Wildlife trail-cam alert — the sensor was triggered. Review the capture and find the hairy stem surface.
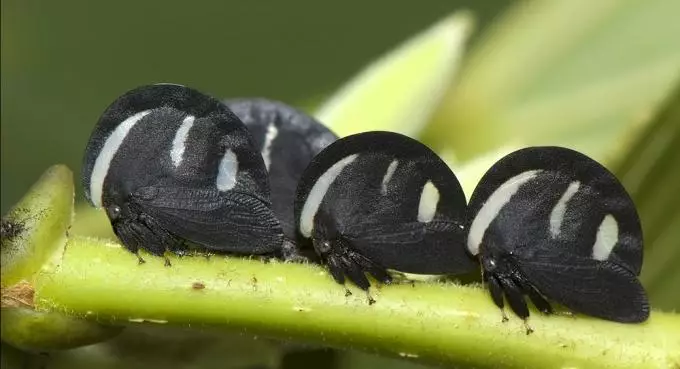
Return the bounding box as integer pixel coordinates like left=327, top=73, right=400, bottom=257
left=34, top=236, right=680, bottom=369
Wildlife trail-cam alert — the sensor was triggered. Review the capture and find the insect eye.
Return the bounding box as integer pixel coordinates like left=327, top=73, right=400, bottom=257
left=107, top=205, right=122, bottom=221
left=314, top=239, right=332, bottom=254
left=482, top=257, right=498, bottom=272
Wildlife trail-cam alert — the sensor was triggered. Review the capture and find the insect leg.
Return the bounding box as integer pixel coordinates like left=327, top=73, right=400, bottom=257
left=336, top=254, right=379, bottom=305
left=339, top=255, right=371, bottom=291
left=325, top=254, right=346, bottom=285
left=135, top=214, right=175, bottom=265
left=497, top=275, right=533, bottom=334
left=497, top=276, right=529, bottom=319
left=347, top=250, right=392, bottom=285
left=486, top=274, right=508, bottom=322
left=112, top=222, right=146, bottom=264
left=319, top=246, right=355, bottom=297
left=129, top=221, right=168, bottom=260
left=366, top=292, right=376, bottom=305
left=511, top=271, right=552, bottom=314
left=526, top=287, right=552, bottom=315
left=169, top=240, right=189, bottom=257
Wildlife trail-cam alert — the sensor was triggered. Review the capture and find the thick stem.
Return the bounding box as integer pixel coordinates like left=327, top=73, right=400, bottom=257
left=1, top=165, right=123, bottom=351
left=1, top=165, right=73, bottom=287
left=34, top=236, right=680, bottom=369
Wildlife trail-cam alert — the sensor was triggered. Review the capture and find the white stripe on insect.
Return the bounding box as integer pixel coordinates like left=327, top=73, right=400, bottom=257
left=216, top=149, right=239, bottom=191
left=89, top=110, right=152, bottom=207
left=417, top=181, right=440, bottom=223
left=154, top=83, right=186, bottom=87
left=170, top=115, right=195, bottom=167
left=549, top=181, right=580, bottom=238
left=261, top=122, right=279, bottom=171
left=467, top=170, right=541, bottom=255
left=592, top=214, right=619, bottom=260
left=381, top=160, right=399, bottom=195
left=299, top=154, right=359, bottom=238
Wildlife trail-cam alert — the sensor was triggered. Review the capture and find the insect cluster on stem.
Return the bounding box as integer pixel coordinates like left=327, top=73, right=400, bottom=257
left=82, top=84, right=649, bottom=332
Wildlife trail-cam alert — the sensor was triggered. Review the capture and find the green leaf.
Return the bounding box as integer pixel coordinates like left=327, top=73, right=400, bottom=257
left=443, top=144, right=522, bottom=200
left=423, top=0, right=680, bottom=165
left=316, top=12, right=474, bottom=138
left=614, top=83, right=680, bottom=310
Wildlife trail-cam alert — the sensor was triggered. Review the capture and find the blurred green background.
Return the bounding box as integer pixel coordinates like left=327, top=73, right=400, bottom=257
left=1, top=0, right=509, bottom=213
left=3, top=0, right=680, bottom=368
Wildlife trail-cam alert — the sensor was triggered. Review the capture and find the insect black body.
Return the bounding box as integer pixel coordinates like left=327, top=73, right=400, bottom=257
left=294, top=131, right=476, bottom=294
left=224, top=98, right=337, bottom=241
left=81, top=84, right=284, bottom=263
left=467, top=146, right=649, bottom=326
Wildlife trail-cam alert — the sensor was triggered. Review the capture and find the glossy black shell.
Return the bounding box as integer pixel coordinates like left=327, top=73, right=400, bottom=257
left=82, top=84, right=283, bottom=258
left=467, top=146, right=648, bottom=323
left=294, top=131, right=476, bottom=282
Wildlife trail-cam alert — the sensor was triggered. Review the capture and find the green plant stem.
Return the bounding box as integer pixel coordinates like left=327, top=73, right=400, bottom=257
left=34, top=236, right=680, bottom=369
left=1, top=165, right=123, bottom=351
left=1, top=165, right=73, bottom=287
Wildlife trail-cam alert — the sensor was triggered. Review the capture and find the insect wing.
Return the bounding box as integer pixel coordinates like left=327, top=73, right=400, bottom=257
left=131, top=185, right=283, bottom=254
left=344, top=219, right=471, bottom=273
left=516, top=249, right=649, bottom=322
